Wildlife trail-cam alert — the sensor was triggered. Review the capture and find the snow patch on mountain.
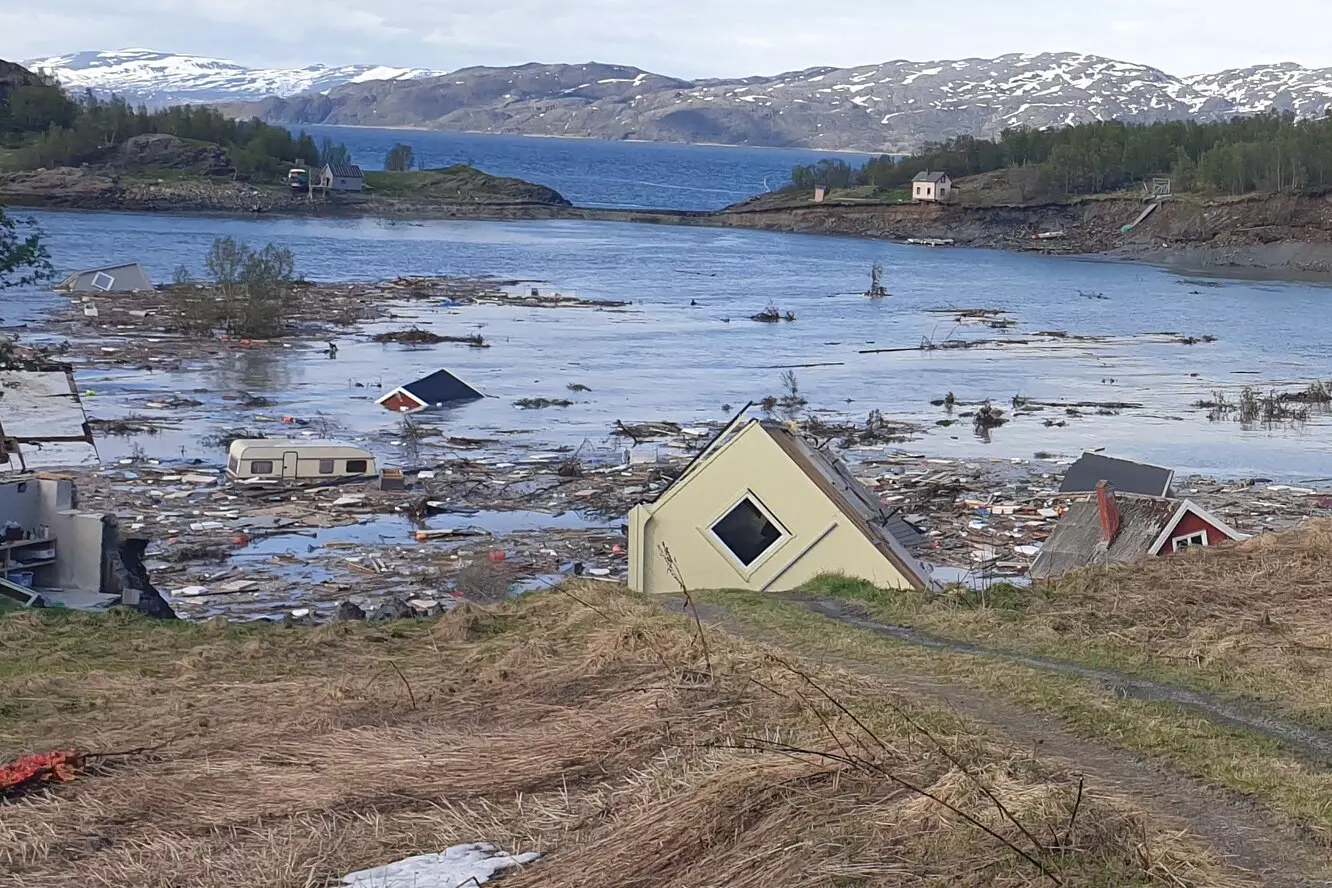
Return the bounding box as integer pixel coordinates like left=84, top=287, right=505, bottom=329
left=22, top=49, right=443, bottom=106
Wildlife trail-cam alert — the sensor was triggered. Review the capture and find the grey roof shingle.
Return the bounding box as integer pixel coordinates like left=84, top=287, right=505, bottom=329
left=1060, top=452, right=1174, bottom=497
left=912, top=171, right=950, bottom=183
left=1029, top=494, right=1179, bottom=580
left=325, top=163, right=363, bottom=178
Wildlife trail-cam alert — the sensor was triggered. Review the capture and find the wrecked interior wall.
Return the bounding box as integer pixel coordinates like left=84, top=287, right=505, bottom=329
left=46, top=510, right=109, bottom=593
left=0, top=479, right=42, bottom=529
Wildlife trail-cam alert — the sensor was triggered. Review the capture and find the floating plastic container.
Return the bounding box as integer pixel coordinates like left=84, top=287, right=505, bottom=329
left=8, top=571, right=34, bottom=589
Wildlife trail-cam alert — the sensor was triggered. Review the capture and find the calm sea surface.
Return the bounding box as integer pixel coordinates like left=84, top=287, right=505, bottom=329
left=5, top=134, right=1332, bottom=481
left=302, top=125, right=869, bottom=210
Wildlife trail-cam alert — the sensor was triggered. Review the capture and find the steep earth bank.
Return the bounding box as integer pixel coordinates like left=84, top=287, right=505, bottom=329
left=716, top=192, right=1332, bottom=274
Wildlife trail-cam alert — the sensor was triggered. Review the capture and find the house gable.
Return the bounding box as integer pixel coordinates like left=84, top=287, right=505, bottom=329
left=630, top=420, right=929, bottom=594
left=1147, top=500, right=1246, bottom=555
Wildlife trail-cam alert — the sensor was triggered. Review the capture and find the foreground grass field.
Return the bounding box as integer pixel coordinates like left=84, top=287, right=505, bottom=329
left=1, top=587, right=1260, bottom=888
left=789, top=521, right=1332, bottom=730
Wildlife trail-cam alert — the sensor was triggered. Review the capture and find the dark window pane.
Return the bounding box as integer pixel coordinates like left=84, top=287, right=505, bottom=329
left=251, top=460, right=273, bottom=474
left=318, top=459, right=335, bottom=474
left=346, top=459, right=368, bottom=474
left=712, top=498, right=782, bottom=566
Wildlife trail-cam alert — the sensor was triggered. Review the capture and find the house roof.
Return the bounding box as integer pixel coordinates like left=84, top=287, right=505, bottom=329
left=758, top=421, right=934, bottom=589
left=58, top=262, right=153, bottom=290
left=912, top=171, right=950, bottom=183
left=0, top=369, right=99, bottom=473
left=1059, top=452, right=1174, bottom=498
left=378, top=369, right=483, bottom=409
left=325, top=163, right=363, bottom=178
left=1030, top=493, right=1179, bottom=580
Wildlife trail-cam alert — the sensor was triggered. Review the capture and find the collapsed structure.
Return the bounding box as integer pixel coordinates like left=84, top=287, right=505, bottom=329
left=629, top=415, right=936, bottom=595
left=1030, top=481, right=1245, bottom=580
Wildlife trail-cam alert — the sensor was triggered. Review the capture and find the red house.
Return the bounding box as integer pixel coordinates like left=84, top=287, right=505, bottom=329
left=376, top=369, right=484, bottom=414
left=1030, top=481, right=1246, bottom=580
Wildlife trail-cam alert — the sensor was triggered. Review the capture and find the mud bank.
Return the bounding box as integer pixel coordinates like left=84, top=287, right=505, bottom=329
left=714, top=192, right=1332, bottom=275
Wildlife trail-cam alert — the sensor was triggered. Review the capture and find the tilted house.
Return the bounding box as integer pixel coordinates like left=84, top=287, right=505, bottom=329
left=1030, top=481, right=1245, bottom=580
left=377, top=369, right=484, bottom=414
left=911, top=171, right=952, bottom=202
left=629, top=417, right=936, bottom=595
left=58, top=263, right=154, bottom=293
left=321, top=163, right=365, bottom=192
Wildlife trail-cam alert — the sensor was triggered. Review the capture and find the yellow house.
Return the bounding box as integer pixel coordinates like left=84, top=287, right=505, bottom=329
left=629, top=417, right=935, bottom=594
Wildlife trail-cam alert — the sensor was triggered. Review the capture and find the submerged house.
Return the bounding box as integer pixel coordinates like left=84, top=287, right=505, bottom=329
left=1060, top=451, right=1174, bottom=498
left=58, top=263, right=154, bottom=293
left=1030, top=482, right=1245, bottom=580
left=629, top=416, right=936, bottom=595
left=377, top=369, right=484, bottom=414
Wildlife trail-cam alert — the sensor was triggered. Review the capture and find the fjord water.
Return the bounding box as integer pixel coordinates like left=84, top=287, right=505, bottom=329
left=14, top=204, right=1332, bottom=481
left=304, top=124, right=871, bottom=209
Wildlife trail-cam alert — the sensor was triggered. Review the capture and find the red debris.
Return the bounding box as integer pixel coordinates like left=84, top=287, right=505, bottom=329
left=0, top=749, right=82, bottom=799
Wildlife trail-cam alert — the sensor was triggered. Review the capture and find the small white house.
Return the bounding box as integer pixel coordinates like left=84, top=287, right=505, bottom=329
left=911, top=172, right=952, bottom=202
left=226, top=440, right=377, bottom=482
left=321, top=163, right=365, bottom=192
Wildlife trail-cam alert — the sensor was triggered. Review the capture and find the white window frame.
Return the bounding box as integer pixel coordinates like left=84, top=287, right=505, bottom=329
left=1171, top=530, right=1208, bottom=552
left=91, top=271, right=116, bottom=291
left=703, top=491, right=791, bottom=576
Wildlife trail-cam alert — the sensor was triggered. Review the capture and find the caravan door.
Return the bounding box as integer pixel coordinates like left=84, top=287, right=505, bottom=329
left=281, top=451, right=300, bottom=481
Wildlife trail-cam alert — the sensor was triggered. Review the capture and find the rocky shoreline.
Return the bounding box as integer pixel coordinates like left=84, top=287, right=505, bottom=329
left=7, top=167, right=1332, bottom=274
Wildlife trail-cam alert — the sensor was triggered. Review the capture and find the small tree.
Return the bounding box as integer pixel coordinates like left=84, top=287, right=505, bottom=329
left=385, top=143, right=415, bottom=172
left=0, top=209, right=53, bottom=290
left=319, top=137, right=350, bottom=167
left=184, top=237, right=295, bottom=338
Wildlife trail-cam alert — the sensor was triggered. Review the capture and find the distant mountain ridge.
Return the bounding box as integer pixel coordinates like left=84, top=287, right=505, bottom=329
left=27, top=49, right=1332, bottom=151
left=22, top=49, right=441, bottom=106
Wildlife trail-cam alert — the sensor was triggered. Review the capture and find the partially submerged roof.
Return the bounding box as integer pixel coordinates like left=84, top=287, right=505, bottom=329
left=378, top=369, right=484, bottom=411
left=58, top=262, right=154, bottom=292
left=0, top=369, right=99, bottom=472
left=912, top=171, right=950, bottom=183
left=1029, top=493, right=1243, bottom=580
left=1059, top=452, right=1174, bottom=498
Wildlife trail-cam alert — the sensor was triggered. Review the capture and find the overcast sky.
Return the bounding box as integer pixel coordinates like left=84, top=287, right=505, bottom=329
left=7, top=0, right=1332, bottom=77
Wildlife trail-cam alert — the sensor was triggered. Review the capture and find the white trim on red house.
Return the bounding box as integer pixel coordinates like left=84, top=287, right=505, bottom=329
left=1147, top=499, right=1248, bottom=556
left=375, top=387, right=429, bottom=413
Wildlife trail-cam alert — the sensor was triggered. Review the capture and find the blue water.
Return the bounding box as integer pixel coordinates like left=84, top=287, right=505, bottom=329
left=302, top=125, right=869, bottom=210
left=12, top=205, right=1332, bottom=481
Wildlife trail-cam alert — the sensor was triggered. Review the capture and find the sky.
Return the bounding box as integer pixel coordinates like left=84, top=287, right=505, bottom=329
left=7, top=0, right=1332, bottom=77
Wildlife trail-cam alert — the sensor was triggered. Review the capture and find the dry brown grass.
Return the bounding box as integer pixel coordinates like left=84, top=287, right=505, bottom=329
left=0, top=587, right=1256, bottom=887
left=803, top=521, right=1332, bottom=724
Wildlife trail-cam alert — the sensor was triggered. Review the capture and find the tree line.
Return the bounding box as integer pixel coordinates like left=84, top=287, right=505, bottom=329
left=789, top=112, right=1332, bottom=198
left=1, top=75, right=349, bottom=183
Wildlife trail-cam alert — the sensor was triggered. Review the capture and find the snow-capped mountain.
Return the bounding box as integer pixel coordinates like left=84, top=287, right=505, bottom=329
left=24, top=49, right=1332, bottom=151
left=1185, top=63, right=1332, bottom=116
left=226, top=52, right=1249, bottom=151
left=22, top=49, right=443, bottom=106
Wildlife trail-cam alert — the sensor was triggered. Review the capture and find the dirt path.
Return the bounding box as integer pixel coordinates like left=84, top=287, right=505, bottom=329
left=667, top=597, right=1332, bottom=887
left=784, top=595, right=1332, bottom=763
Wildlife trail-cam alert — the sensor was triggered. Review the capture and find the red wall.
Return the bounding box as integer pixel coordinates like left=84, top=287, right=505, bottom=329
left=1157, top=510, right=1233, bottom=555
left=380, top=392, right=420, bottom=413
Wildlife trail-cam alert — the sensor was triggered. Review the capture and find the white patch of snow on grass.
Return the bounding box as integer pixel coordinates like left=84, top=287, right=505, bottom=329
left=342, top=843, right=541, bottom=888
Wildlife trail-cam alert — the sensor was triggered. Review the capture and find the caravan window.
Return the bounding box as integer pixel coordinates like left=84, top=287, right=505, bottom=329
left=346, top=459, right=368, bottom=474
left=318, top=459, right=335, bottom=474
left=250, top=460, right=274, bottom=474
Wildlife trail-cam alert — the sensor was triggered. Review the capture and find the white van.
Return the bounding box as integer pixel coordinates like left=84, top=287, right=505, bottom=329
left=226, top=440, right=378, bottom=482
